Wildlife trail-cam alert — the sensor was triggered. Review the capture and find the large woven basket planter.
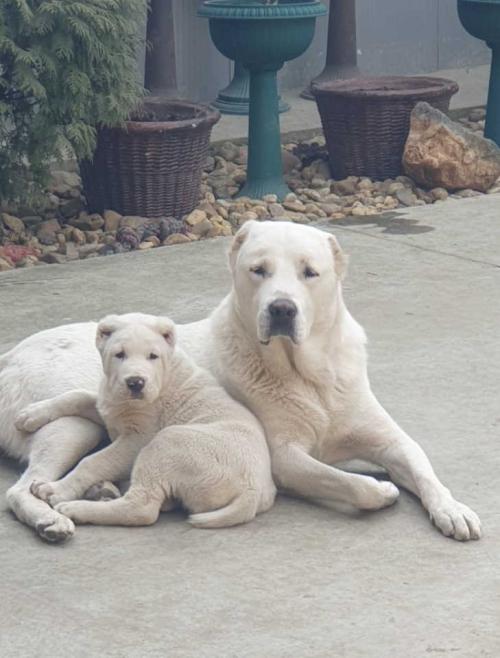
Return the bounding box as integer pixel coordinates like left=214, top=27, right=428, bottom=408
left=80, top=98, right=220, bottom=218
left=312, top=76, right=459, bottom=180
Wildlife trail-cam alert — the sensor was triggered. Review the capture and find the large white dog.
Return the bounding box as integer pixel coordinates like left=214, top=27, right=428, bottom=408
left=0, top=221, right=481, bottom=542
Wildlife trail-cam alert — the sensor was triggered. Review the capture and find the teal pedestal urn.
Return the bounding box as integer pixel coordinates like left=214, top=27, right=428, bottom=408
left=213, top=61, right=290, bottom=115
left=458, top=0, right=500, bottom=145
left=199, top=1, right=327, bottom=200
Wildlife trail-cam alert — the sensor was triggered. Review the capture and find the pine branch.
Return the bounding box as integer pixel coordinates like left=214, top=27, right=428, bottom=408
left=0, top=0, right=148, bottom=201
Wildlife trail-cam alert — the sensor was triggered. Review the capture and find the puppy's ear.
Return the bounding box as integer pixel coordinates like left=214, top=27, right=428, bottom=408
left=96, top=315, right=121, bottom=351
left=228, top=220, right=257, bottom=271
left=328, top=234, right=349, bottom=280
left=155, top=317, right=176, bottom=348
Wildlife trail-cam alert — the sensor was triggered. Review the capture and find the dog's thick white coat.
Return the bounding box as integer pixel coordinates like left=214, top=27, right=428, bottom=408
left=25, top=313, right=275, bottom=529
left=0, top=221, right=481, bottom=541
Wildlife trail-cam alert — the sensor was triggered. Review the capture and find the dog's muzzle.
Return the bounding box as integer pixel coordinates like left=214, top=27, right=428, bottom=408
left=267, top=298, right=298, bottom=341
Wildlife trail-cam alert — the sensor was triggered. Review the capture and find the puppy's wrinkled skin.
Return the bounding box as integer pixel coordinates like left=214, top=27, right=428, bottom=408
left=25, top=313, right=275, bottom=530
left=0, top=221, right=481, bottom=541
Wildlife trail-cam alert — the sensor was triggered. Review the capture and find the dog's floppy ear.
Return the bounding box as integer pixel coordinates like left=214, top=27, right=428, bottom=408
left=155, top=317, right=176, bottom=348
left=96, top=315, right=122, bottom=351
left=328, top=234, right=349, bottom=280
left=228, top=220, right=257, bottom=271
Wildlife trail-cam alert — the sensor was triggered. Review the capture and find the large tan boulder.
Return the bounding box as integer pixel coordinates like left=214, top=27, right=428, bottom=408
left=403, top=102, right=500, bottom=192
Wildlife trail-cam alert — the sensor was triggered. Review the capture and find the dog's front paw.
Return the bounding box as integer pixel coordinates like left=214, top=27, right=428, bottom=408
left=54, top=501, right=91, bottom=525
left=15, top=402, right=53, bottom=433
left=36, top=513, right=75, bottom=543
left=31, top=479, right=54, bottom=502
left=356, top=478, right=400, bottom=511
left=30, top=480, right=73, bottom=506
left=429, top=498, right=481, bottom=541
left=375, top=481, right=400, bottom=508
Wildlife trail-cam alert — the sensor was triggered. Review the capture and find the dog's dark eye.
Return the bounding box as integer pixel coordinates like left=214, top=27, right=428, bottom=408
left=149, top=353, right=159, bottom=360
left=115, top=351, right=126, bottom=359
left=304, top=266, right=319, bottom=279
left=250, top=265, right=267, bottom=277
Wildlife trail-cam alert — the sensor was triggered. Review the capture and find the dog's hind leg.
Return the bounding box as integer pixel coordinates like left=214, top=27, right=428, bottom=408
left=6, top=416, right=106, bottom=543
left=55, top=485, right=164, bottom=527
left=54, top=435, right=173, bottom=526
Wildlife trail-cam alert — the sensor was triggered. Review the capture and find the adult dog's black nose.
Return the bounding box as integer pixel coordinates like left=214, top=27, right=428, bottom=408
left=126, top=376, right=145, bottom=393
left=269, top=299, right=298, bottom=321
left=268, top=299, right=298, bottom=340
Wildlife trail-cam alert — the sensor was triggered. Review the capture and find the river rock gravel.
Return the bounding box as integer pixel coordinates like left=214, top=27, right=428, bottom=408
left=0, top=110, right=497, bottom=271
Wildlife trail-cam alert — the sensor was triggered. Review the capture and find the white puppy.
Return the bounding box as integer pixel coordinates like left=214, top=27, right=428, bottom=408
left=20, top=313, right=275, bottom=529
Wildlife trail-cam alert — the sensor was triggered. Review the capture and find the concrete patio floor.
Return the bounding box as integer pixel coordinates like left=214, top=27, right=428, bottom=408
left=0, top=195, right=499, bottom=657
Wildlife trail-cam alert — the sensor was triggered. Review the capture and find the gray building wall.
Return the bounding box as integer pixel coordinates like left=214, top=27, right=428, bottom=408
left=356, top=0, right=489, bottom=75
left=149, top=0, right=489, bottom=103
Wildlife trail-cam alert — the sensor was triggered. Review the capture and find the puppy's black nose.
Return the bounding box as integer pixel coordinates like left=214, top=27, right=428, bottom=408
left=269, top=298, right=298, bottom=321
left=126, top=376, right=145, bottom=393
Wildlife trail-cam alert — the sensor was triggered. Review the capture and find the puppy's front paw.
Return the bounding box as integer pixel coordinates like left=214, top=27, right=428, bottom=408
left=429, top=498, right=481, bottom=541
left=31, top=480, right=54, bottom=502
left=30, top=480, right=73, bottom=506
left=15, top=402, right=53, bottom=433
left=55, top=501, right=91, bottom=525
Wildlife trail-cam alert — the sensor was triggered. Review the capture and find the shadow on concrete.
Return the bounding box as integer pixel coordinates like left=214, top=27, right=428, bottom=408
left=336, top=211, right=435, bottom=235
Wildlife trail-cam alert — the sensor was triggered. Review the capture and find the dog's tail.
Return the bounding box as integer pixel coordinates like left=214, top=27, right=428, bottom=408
left=188, top=489, right=259, bottom=529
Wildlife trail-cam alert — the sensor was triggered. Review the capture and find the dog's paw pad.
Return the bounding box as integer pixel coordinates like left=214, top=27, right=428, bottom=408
left=36, top=515, right=75, bottom=543
left=85, top=481, right=121, bottom=501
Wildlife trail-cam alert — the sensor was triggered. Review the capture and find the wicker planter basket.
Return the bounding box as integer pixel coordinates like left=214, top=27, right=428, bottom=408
left=81, top=98, right=220, bottom=218
left=312, top=76, right=459, bottom=180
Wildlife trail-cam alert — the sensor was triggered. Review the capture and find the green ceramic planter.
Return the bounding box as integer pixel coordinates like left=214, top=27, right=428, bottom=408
left=458, top=0, right=500, bottom=145
left=199, top=1, right=327, bottom=200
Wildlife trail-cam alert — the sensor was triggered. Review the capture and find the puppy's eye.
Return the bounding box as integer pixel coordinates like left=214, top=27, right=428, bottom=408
left=115, top=351, right=126, bottom=359
left=304, top=266, right=319, bottom=279
left=148, top=353, right=159, bottom=360
left=250, top=265, right=267, bottom=277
